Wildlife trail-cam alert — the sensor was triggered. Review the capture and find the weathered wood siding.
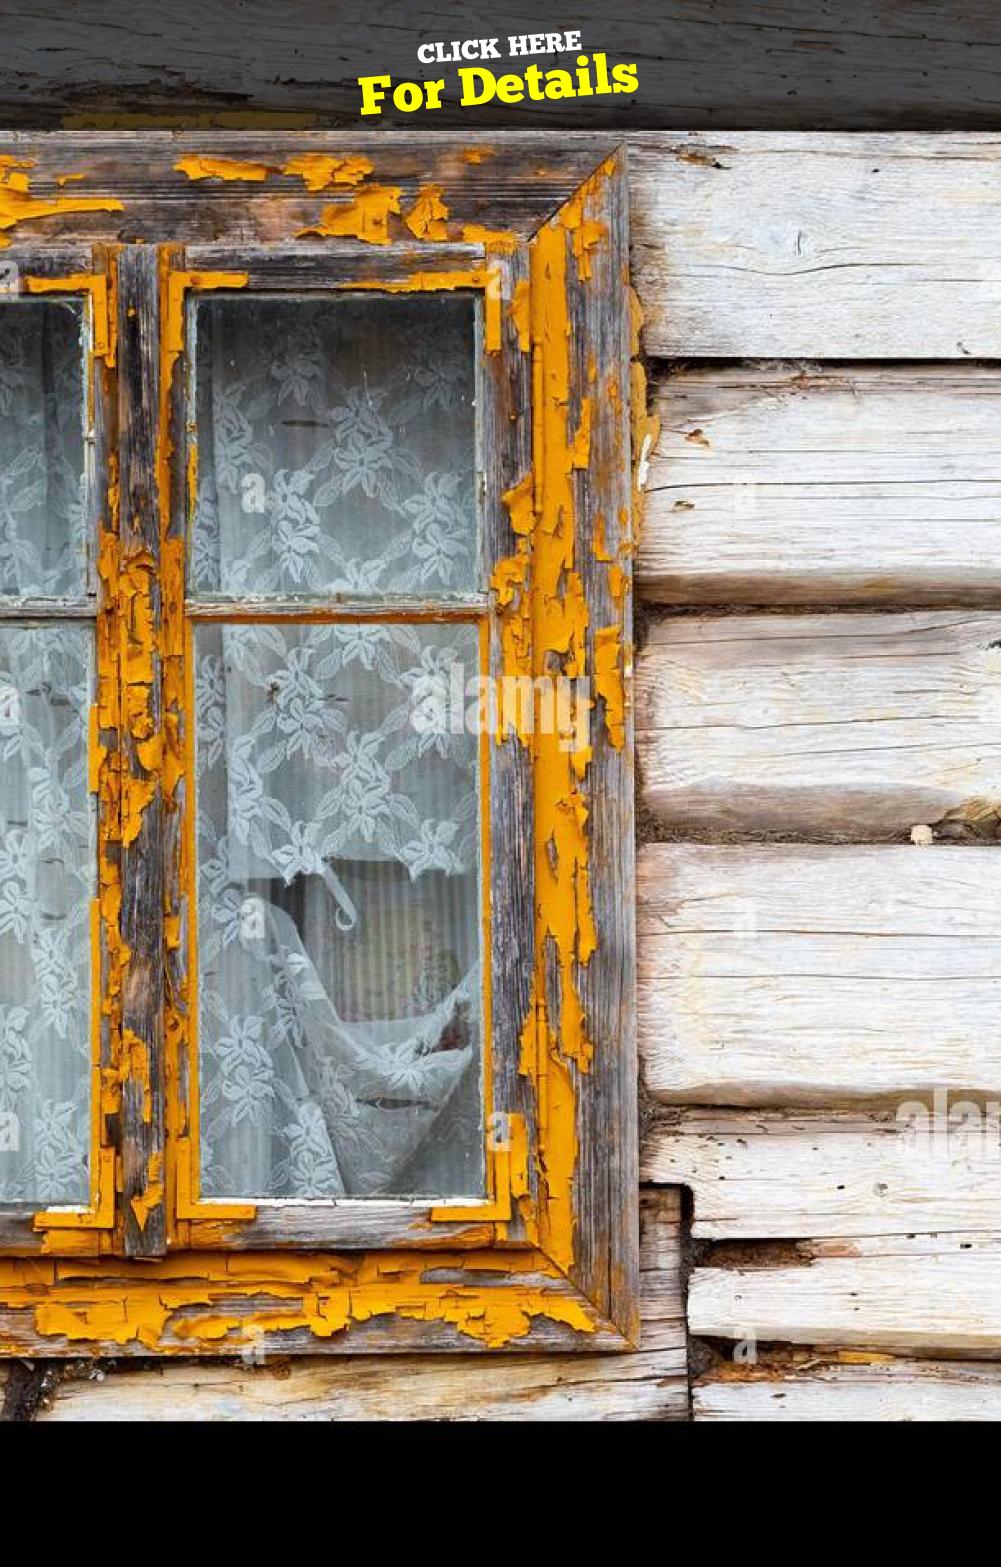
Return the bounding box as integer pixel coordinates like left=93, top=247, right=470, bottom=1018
left=6, top=5, right=1001, bottom=130
left=632, top=131, right=1001, bottom=1423
left=640, top=366, right=1001, bottom=607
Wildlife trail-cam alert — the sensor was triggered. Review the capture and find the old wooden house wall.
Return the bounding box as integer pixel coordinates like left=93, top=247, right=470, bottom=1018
left=6, top=127, right=1001, bottom=1420
left=635, top=130, right=1001, bottom=1422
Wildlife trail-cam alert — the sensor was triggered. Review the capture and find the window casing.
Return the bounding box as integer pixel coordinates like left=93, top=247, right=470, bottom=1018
left=0, top=137, right=637, bottom=1354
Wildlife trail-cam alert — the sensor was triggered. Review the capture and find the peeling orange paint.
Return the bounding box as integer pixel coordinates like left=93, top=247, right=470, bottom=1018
left=122, top=1030, right=152, bottom=1126
left=0, top=1247, right=597, bottom=1353
left=404, top=183, right=449, bottom=240
left=282, top=153, right=374, bottom=190
left=299, top=186, right=402, bottom=245
left=460, top=223, right=518, bottom=255
left=508, top=278, right=531, bottom=352
left=628, top=288, right=660, bottom=550
left=342, top=268, right=502, bottom=353
left=130, top=1154, right=164, bottom=1234
left=594, top=625, right=626, bottom=750
left=556, top=166, right=611, bottom=282
left=174, top=154, right=272, bottom=183
left=0, top=158, right=123, bottom=248
left=175, top=152, right=376, bottom=193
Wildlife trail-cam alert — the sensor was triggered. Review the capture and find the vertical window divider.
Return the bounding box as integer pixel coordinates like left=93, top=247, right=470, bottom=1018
left=116, top=246, right=167, bottom=1257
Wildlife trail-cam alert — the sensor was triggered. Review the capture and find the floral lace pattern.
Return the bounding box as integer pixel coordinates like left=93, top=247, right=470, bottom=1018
left=196, top=622, right=484, bottom=1200
left=0, top=627, right=93, bottom=1203
left=0, top=301, right=87, bottom=600
left=190, top=294, right=478, bottom=600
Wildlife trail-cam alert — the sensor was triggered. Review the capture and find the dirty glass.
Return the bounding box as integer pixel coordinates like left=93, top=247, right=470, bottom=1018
left=0, top=299, right=88, bottom=601
left=0, top=625, right=93, bottom=1204
left=190, top=293, right=479, bottom=600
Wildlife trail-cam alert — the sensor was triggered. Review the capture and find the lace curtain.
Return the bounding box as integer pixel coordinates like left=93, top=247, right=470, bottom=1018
left=192, top=294, right=485, bottom=1201
left=0, top=301, right=87, bottom=600
left=0, top=302, right=91, bottom=1205
left=0, top=627, right=92, bottom=1203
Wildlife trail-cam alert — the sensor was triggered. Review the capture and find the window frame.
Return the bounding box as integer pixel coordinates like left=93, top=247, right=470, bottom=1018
left=169, top=254, right=524, bottom=1252
left=0, top=134, right=638, bottom=1354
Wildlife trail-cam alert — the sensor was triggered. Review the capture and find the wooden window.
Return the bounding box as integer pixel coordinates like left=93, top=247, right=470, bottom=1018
left=0, top=135, right=637, bottom=1355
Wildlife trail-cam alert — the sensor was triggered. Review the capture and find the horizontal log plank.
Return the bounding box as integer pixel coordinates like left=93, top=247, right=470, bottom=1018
left=636, top=611, right=1001, bottom=838
left=32, top=1190, right=684, bottom=1420
left=639, top=365, right=1001, bottom=606
left=690, top=1232, right=1001, bottom=1356
left=644, top=1109, right=1001, bottom=1238
left=9, top=11, right=1001, bottom=131
left=630, top=133, right=1001, bottom=358
left=37, top=1346, right=684, bottom=1422
left=694, top=1358, right=1001, bottom=1421
left=638, top=844, right=1001, bottom=1103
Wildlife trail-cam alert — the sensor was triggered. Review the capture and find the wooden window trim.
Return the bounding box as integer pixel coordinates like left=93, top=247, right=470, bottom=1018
left=0, top=133, right=638, bottom=1354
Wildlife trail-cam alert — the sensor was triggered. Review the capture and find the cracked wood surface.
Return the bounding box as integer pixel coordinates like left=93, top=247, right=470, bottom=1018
left=638, top=365, right=1001, bottom=607
left=637, top=843, right=1001, bottom=1104
left=629, top=132, right=1001, bottom=357
left=4, top=3, right=1001, bottom=130
left=635, top=612, right=1001, bottom=839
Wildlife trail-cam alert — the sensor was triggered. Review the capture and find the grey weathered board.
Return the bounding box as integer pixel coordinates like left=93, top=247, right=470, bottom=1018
left=3, top=3, right=1001, bottom=129
left=117, top=247, right=167, bottom=1257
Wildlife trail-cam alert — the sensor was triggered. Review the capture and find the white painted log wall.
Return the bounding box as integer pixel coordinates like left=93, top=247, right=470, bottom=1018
left=636, top=613, right=1001, bottom=838
left=694, top=1360, right=1001, bottom=1421
left=639, top=366, right=1001, bottom=606
left=628, top=131, right=1001, bottom=1418
left=630, top=132, right=1001, bottom=358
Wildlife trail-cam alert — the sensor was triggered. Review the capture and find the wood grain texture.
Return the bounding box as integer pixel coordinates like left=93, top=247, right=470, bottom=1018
left=636, top=612, right=1001, bottom=838
left=630, top=132, right=1001, bottom=357
left=644, top=1109, right=1001, bottom=1239
left=0, top=132, right=620, bottom=249
left=563, top=149, right=639, bottom=1339
left=639, top=365, right=1001, bottom=607
left=638, top=843, right=1001, bottom=1103
left=4, top=3, right=1001, bottom=130
left=31, top=1189, right=683, bottom=1419
left=690, top=1232, right=1001, bottom=1356
left=694, top=1358, right=1001, bottom=1421
left=117, top=247, right=166, bottom=1257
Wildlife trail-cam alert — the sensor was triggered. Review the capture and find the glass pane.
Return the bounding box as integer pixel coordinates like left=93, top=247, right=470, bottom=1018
left=195, top=620, right=484, bottom=1201
left=0, top=626, right=93, bottom=1204
left=0, top=301, right=87, bottom=600
left=190, top=293, right=479, bottom=599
